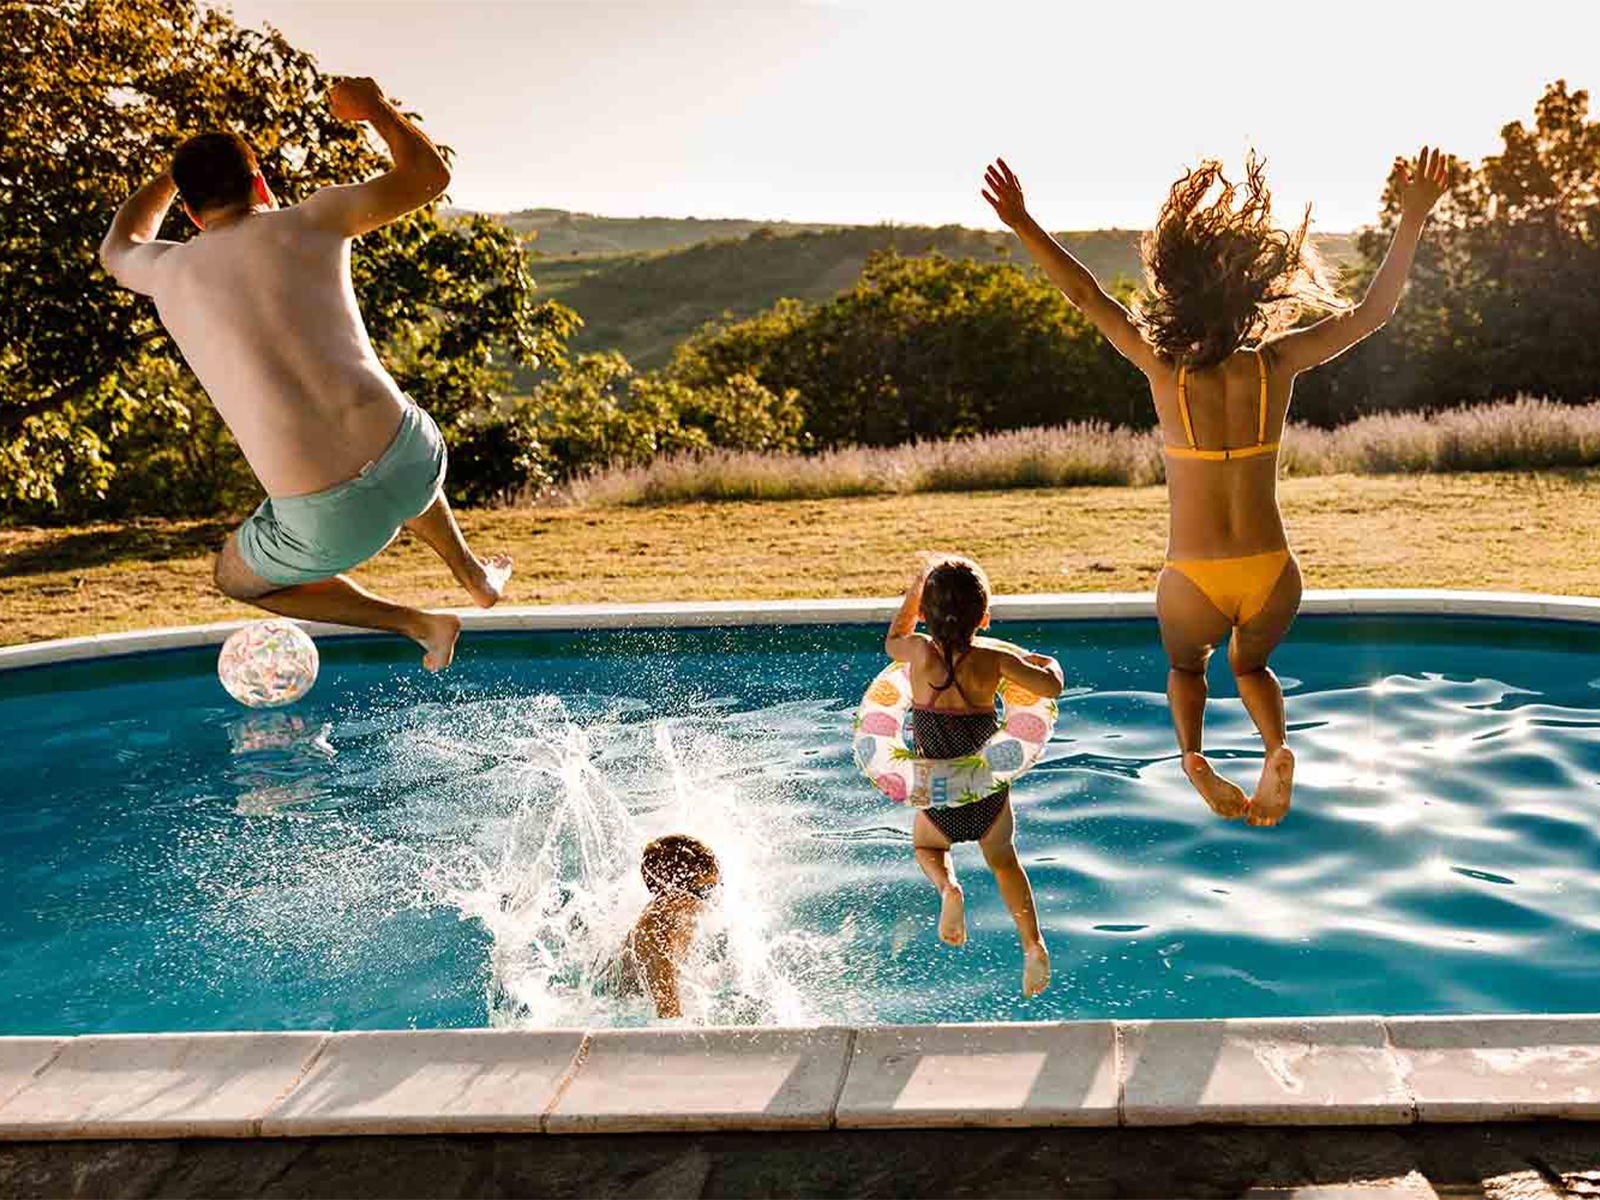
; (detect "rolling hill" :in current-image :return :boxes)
[456,208,1359,372]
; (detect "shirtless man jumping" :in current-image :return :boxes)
[99,77,510,670]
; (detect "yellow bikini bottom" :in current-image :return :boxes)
[1164,549,1291,627]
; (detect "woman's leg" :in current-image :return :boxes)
[912,812,965,946]
[977,800,1050,997]
[1230,556,1304,826]
[1156,565,1248,819]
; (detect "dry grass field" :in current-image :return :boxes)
[3,469,1597,647]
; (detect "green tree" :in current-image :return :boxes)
[664,252,1147,447]
[0,0,576,513]
[1298,80,1600,424]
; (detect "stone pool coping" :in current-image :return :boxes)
[2,1015,1599,1138]
[1,587,1596,671]
[4,590,1597,1140]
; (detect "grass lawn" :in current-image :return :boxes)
[2,469,1597,647]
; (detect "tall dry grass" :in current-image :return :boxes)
[556,397,1600,506]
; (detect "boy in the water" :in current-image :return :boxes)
[98,76,510,671]
[604,835,721,1019]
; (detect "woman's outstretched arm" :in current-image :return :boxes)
[1266,146,1451,374]
[983,158,1161,376]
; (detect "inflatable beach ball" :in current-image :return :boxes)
[217,619,319,708]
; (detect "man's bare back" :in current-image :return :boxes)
[143,206,408,497]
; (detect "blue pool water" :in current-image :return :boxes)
[5,615,1600,1035]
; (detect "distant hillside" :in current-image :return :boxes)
[459,207,841,258]
[459,208,1357,373]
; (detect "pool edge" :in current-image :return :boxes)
[4,588,1598,672]
[1,1014,1598,1137]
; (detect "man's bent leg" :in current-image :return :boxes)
[214,533,462,671]
[402,493,512,609]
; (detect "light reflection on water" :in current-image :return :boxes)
[3,616,1600,1034]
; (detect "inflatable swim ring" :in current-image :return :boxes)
[852,643,1057,807]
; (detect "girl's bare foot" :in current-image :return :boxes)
[938,884,967,946]
[413,612,462,672]
[1248,746,1295,826]
[464,554,513,608]
[1023,943,1051,997]
[1183,751,1249,820]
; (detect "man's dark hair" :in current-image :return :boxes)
[171,131,260,215]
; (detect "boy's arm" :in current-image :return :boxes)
[983,158,1162,376]
[884,554,938,661]
[298,77,451,238]
[99,171,181,295]
[992,646,1065,697]
[1266,146,1450,374]
[634,900,696,1020]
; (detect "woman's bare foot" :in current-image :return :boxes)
[463,554,513,608]
[938,884,967,946]
[1248,746,1295,826]
[413,612,462,672]
[1183,751,1249,819]
[1023,942,1051,997]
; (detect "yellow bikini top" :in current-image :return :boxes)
[1165,349,1278,461]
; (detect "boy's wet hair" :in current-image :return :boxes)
[171,131,260,215]
[641,834,720,899]
[1132,151,1350,369]
[921,556,991,695]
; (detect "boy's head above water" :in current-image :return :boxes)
[641,834,720,900]
[920,555,992,648]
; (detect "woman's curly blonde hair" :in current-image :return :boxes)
[1131,151,1350,368]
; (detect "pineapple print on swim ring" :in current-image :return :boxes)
[853,641,1057,807]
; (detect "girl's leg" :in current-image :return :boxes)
[1230,557,1304,827]
[912,812,965,946]
[403,493,513,608]
[1156,566,1248,819]
[977,799,1050,997]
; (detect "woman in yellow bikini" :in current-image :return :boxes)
[982,148,1450,826]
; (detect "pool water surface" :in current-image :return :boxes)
[4,615,1600,1035]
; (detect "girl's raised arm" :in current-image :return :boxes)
[983,158,1162,376]
[884,554,938,661]
[1266,146,1451,375]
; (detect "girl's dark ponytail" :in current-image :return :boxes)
[921,558,991,704]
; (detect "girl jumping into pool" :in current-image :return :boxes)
[981,148,1451,826]
[886,553,1065,997]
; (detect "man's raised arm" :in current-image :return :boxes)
[299,77,451,238]
[99,171,180,295]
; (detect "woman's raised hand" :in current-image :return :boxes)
[982,159,1030,229]
[1397,146,1451,221]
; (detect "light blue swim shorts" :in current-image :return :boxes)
[235,403,448,587]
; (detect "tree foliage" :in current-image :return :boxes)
[451,353,807,504]
[0,0,575,513]
[663,252,1148,447]
[1297,80,1600,424]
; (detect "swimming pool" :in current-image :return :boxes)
[5,605,1600,1036]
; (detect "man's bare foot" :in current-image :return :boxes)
[1183,751,1250,820]
[1023,943,1051,998]
[938,884,967,946]
[1248,746,1295,826]
[464,554,513,609]
[413,612,462,672]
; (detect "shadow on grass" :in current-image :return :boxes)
[0,518,236,578]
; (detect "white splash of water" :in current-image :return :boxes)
[421,697,855,1028]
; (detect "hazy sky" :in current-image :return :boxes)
[218,0,1596,232]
